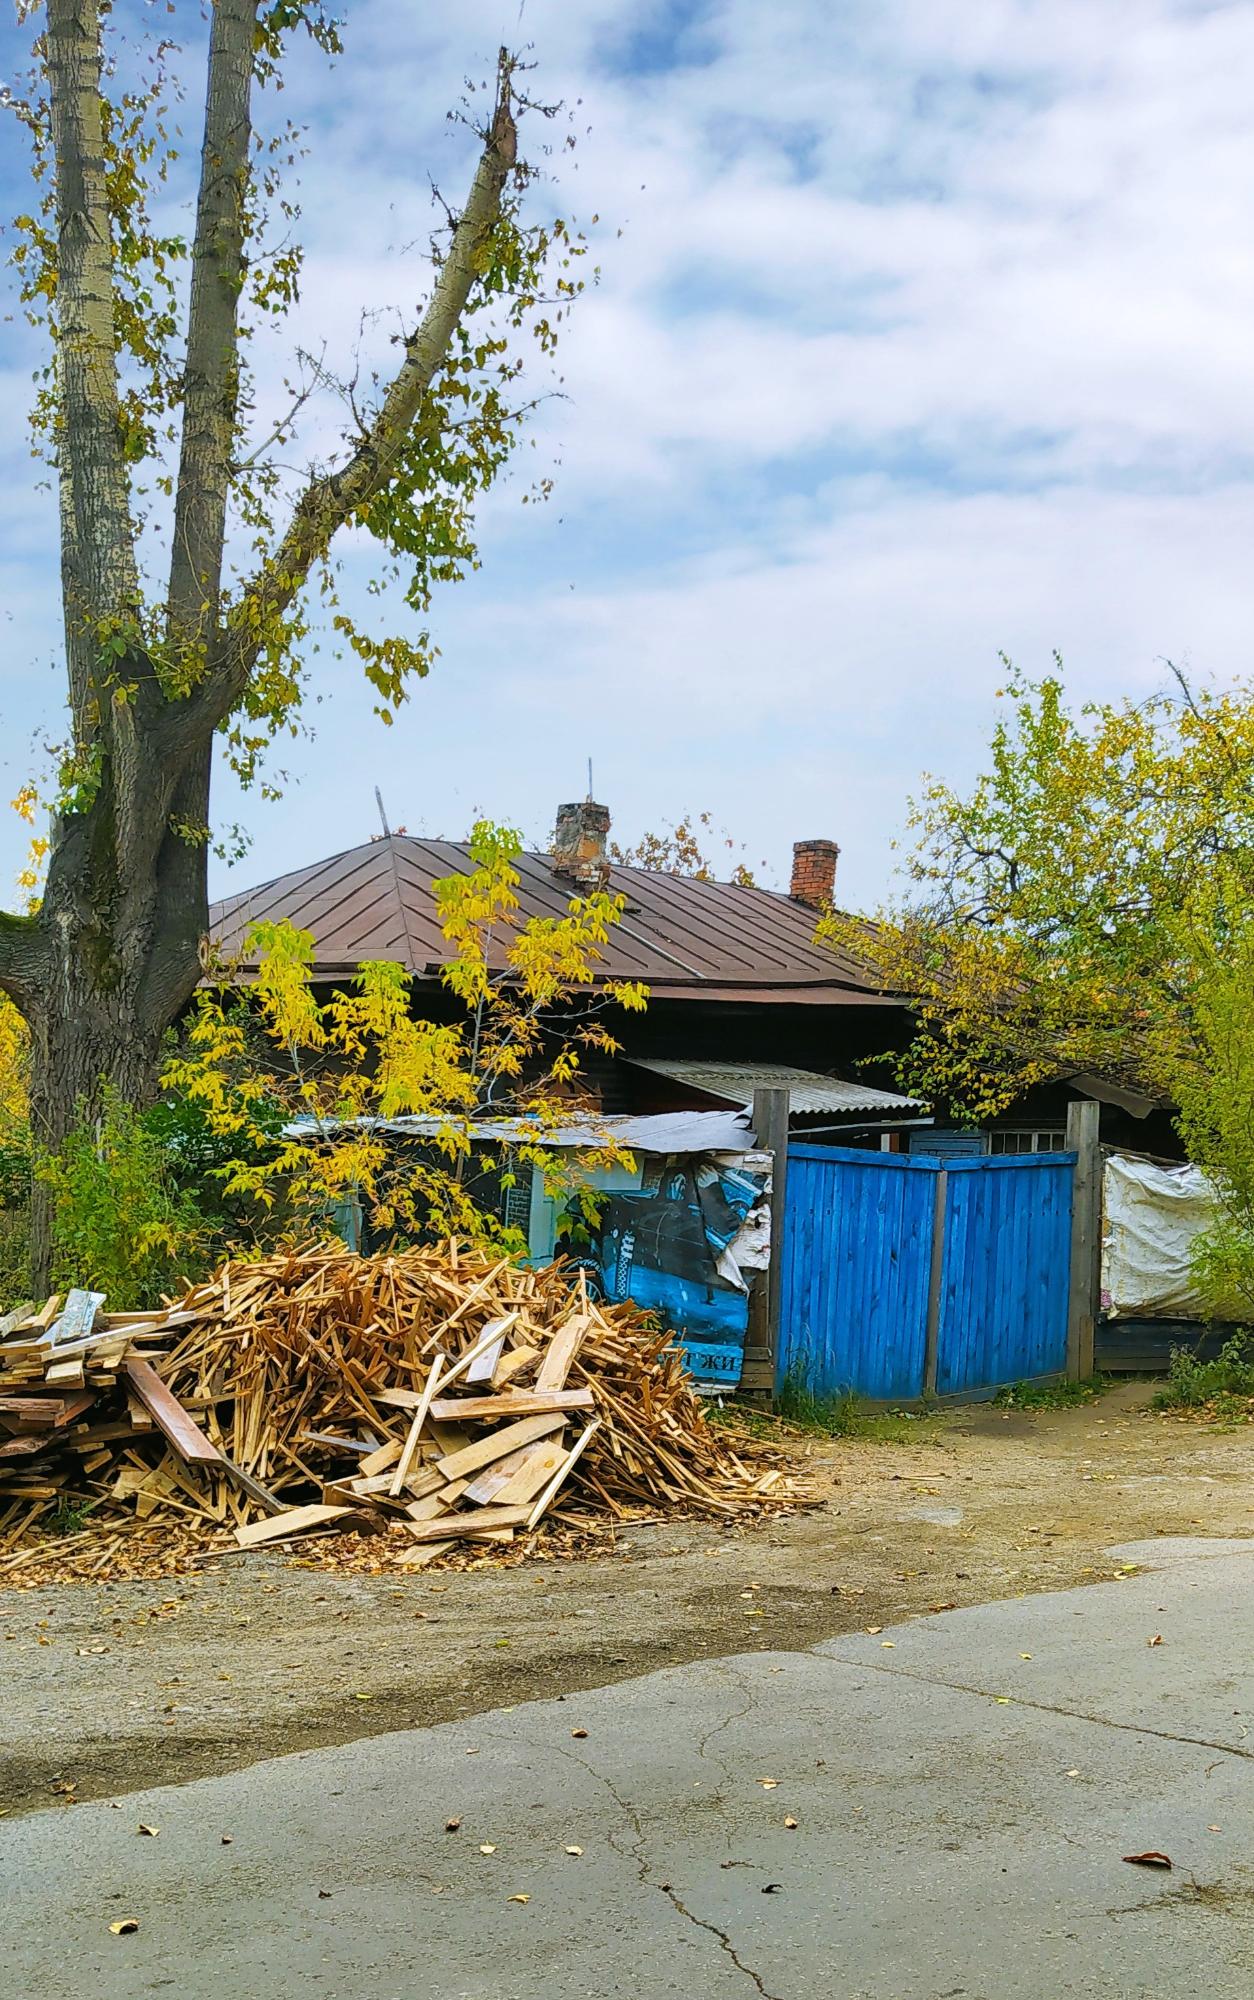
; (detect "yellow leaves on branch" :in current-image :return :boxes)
[165,822,648,1246]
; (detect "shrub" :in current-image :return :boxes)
[1152,1334,1254,1411]
[36,1089,208,1310]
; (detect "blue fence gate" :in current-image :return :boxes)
[778,1144,1075,1401]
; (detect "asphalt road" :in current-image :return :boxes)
[5,1536,1252,2000]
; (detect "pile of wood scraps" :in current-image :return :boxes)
[0,1245,800,1582]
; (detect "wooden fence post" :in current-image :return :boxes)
[748,1087,790,1397]
[1065,1099,1102,1380]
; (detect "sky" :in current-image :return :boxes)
[1,0,1253,909]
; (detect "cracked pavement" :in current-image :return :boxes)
[4,1537,1252,2000]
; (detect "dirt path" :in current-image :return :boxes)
[4,1383,1251,1816]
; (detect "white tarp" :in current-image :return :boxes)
[1102,1155,1219,1319]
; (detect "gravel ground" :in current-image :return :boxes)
[3,1382,1251,1816]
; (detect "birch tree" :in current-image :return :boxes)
[0,5,582,1274]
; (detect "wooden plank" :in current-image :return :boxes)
[401,1505,531,1543]
[357,1437,402,1478]
[233,1503,362,1549]
[465,1313,519,1386]
[428,1387,594,1423]
[44,1358,85,1388]
[493,1343,540,1388]
[493,1439,570,1507]
[391,1538,455,1568]
[433,1411,567,1484]
[388,1353,445,1497]
[463,1440,552,1507]
[123,1357,222,1464]
[216,1453,285,1516]
[404,1479,468,1522]
[525,1418,600,1530]
[534,1314,592,1393]
[1066,1099,1101,1381]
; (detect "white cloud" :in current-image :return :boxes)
[1,0,1252,913]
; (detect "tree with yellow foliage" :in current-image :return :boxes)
[163,821,648,1251]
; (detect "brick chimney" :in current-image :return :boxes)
[552,799,611,891]
[790,837,839,910]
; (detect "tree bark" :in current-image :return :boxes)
[17,751,209,1288]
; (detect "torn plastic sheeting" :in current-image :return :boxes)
[1102,1154,1221,1319]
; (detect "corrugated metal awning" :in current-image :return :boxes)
[626,1059,927,1116]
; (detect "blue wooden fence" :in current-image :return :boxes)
[778,1145,1075,1401]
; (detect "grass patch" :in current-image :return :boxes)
[993,1376,1109,1411]
[771,1378,939,1444]
[1151,1334,1254,1423]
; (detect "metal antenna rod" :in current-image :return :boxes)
[374,786,392,838]
[586,757,594,801]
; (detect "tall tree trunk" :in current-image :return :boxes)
[21,761,208,1289]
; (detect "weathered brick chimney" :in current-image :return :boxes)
[790,837,839,910]
[552,799,611,891]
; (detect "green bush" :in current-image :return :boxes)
[0,1203,31,1307]
[1152,1334,1254,1411]
[36,1088,209,1310]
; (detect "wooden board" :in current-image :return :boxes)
[465,1313,518,1386]
[123,1358,222,1465]
[357,1438,402,1478]
[432,1412,567,1484]
[427,1387,594,1423]
[389,1353,445,1497]
[492,1439,571,1508]
[401,1504,531,1543]
[526,1418,601,1530]
[404,1479,468,1522]
[234,1503,363,1549]
[493,1343,540,1388]
[535,1314,592,1393]
[391,1539,455,1568]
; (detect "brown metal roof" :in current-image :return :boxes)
[207,835,888,1001]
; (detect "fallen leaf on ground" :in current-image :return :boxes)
[865,1626,883,1635]
[445,1817,462,1832]
[762,1883,783,1894]
[137,1824,159,1837]
[1019,1654,1032,1661]
[479,1843,497,1855]
[109,1919,139,1935]
[565,1845,583,1856]
[508,1893,530,1904]
[570,1728,588,1739]
[881,1641,896,1649]
[784,1817,799,1830]
[220,1834,233,1845]
[758,1779,779,1789]
[1148,1634,1163,1647]
[1122,1851,1172,1870]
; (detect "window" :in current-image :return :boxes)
[989,1128,1066,1155]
